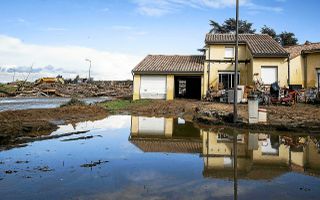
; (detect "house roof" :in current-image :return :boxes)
[132,55,205,74]
[129,137,202,154]
[205,33,289,58]
[285,42,320,59]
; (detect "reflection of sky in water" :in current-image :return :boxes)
[0,97,110,112]
[0,115,320,200]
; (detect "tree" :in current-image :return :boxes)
[209,18,256,34]
[278,31,298,46]
[260,25,279,42]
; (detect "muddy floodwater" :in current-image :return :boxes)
[1,115,320,199]
[0,97,110,112]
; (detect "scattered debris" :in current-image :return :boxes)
[0,80,133,98]
[34,166,54,172]
[60,98,86,107]
[5,170,18,174]
[80,160,109,168]
[15,160,29,164]
[61,135,94,142]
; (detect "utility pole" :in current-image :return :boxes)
[85,59,92,82]
[233,0,239,123]
[13,68,16,82]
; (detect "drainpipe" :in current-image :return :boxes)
[287,55,290,87]
[207,47,211,91]
[303,53,308,88]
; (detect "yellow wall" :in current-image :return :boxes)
[252,57,289,87]
[288,53,320,88]
[252,143,289,165]
[290,56,304,85]
[306,53,320,88]
[204,44,289,89]
[204,44,251,90]
[133,75,141,100]
[206,44,248,60]
[130,116,139,136]
[164,118,173,137]
[166,75,174,100]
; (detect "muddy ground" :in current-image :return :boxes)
[1,99,320,149]
[0,105,108,148]
[103,99,320,133]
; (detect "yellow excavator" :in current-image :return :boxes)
[35,77,64,85]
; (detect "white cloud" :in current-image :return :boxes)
[133,0,282,16]
[0,35,142,82]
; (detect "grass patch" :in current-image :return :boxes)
[0,84,17,95]
[100,99,152,112]
[61,98,86,107]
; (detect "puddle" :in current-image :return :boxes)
[0,97,110,112]
[0,115,320,200]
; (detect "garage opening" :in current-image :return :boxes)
[174,76,201,99]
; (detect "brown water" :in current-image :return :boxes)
[0,115,320,200]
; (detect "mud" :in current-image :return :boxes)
[108,99,320,133]
[0,105,107,148]
[1,99,320,150]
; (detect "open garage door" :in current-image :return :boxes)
[174,76,201,99]
[140,75,166,99]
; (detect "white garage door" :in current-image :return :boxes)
[140,75,166,99]
[138,117,165,135]
[261,67,278,85]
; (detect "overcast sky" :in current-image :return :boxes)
[0,0,319,82]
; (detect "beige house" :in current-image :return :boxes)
[132,33,318,100]
[286,42,320,89]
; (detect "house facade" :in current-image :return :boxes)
[286,42,320,89]
[132,33,302,100]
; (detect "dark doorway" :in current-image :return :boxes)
[174,76,201,99]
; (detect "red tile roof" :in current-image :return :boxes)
[205,34,289,58]
[130,137,202,153]
[132,55,204,74]
[285,42,320,59]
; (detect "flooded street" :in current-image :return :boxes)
[1,115,320,199]
[0,97,110,112]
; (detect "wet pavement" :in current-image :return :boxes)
[0,97,110,112]
[1,115,320,199]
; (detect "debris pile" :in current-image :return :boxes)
[0,80,133,98]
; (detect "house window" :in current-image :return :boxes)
[261,67,278,85]
[218,72,240,89]
[225,47,234,58]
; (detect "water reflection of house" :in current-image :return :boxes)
[129,116,320,178]
[201,130,320,179]
[129,116,202,154]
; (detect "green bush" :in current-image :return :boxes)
[61,98,86,107]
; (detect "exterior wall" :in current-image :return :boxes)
[288,53,320,88]
[252,143,289,165]
[204,44,252,90]
[290,56,304,85]
[166,75,174,100]
[306,53,320,88]
[252,57,288,87]
[130,116,139,136]
[133,74,141,100]
[164,118,173,137]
